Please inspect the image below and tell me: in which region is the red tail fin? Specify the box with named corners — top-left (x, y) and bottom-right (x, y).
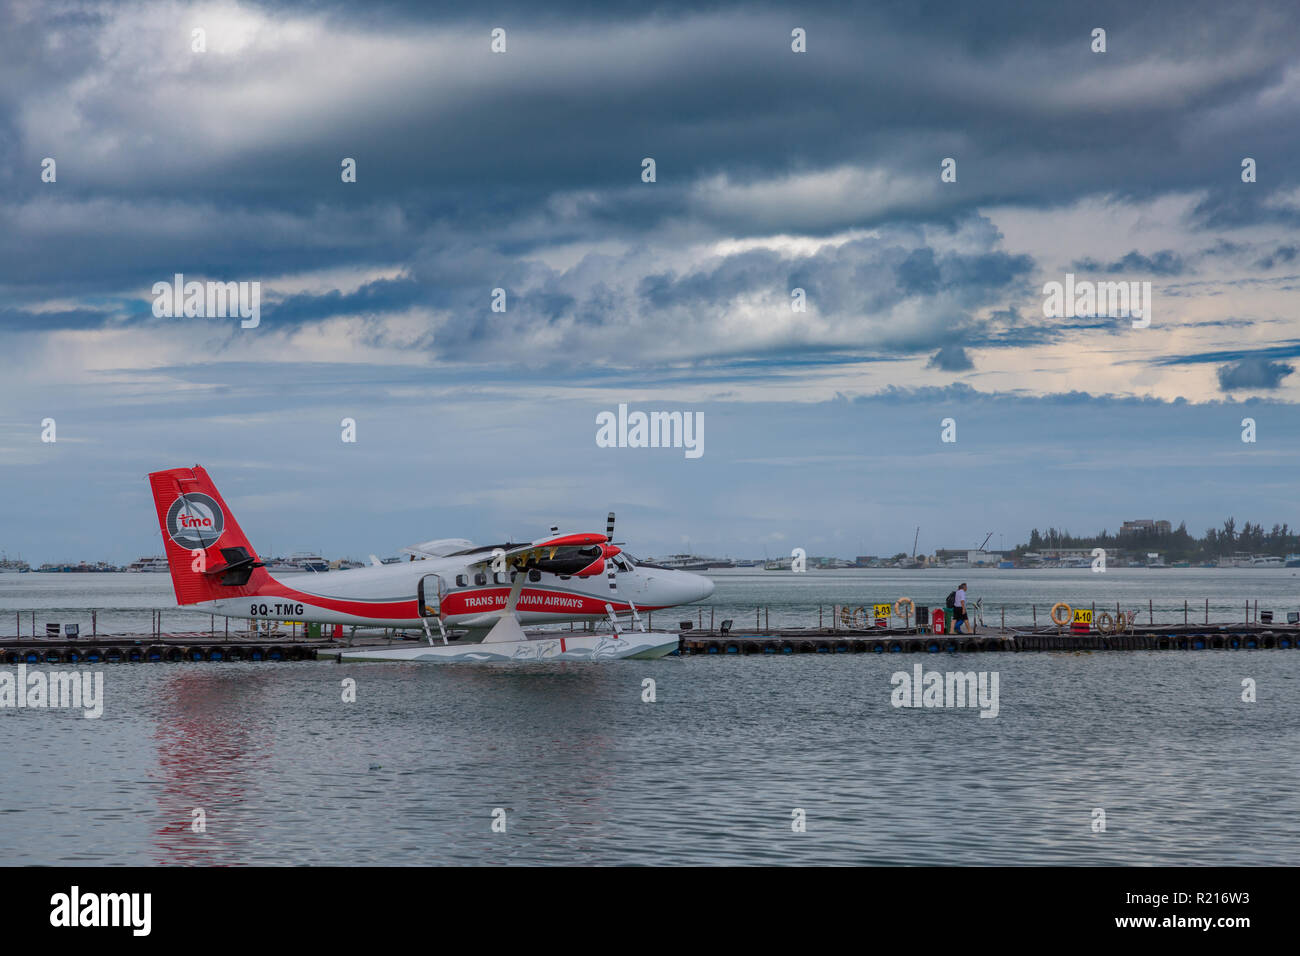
top-left (147, 465), bottom-right (267, 606)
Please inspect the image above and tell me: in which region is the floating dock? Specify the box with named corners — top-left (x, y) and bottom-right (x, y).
top-left (1, 623), bottom-right (1297, 663)
top-left (676, 624), bottom-right (1300, 655)
top-left (0, 633), bottom-right (326, 664)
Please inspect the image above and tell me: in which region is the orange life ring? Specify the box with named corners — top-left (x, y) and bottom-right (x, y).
top-left (1050, 602), bottom-right (1072, 627)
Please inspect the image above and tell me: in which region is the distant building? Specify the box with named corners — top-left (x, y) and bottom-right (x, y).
top-left (933, 548), bottom-right (1004, 567)
top-left (958, 551), bottom-right (1005, 566)
top-left (1039, 548), bottom-right (1102, 561)
top-left (1121, 519), bottom-right (1172, 535)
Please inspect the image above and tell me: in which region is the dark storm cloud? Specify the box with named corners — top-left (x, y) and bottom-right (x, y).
top-left (4, 1), bottom-right (1297, 221)
top-left (269, 277), bottom-right (426, 327)
top-left (1153, 341), bottom-right (1300, 367)
top-left (1217, 358), bottom-right (1295, 390)
top-left (927, 345), bottom-right (974, 372)
top-left (1071, 250), bottom-right (1187, 276)
top-left (0, 305), bottom-right (124, 332)
top-left (0, 0), bottom-right (1297, 377)
top-left (1256, 245), bottom-right (1298, 269)
top-left (355, 229), bottom-right (1038, 363)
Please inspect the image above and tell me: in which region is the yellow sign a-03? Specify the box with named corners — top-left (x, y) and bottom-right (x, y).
top-left (1072, 608), bottom-right (1093, 624)
top-left (873, 603), bottom-right (893, 619)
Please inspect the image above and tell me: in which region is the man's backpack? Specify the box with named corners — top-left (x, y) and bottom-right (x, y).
top-left (945, 590), bottom-right (957, 608)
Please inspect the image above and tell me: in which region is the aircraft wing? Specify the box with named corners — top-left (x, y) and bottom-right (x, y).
top-left (470, 531), bottom-right (616, 577)
top-left (401, 537), bottom-right (475, 559)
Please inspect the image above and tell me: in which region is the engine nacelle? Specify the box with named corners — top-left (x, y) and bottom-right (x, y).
top-left (573, 543), bottom-right (621, 578)
top-left (574, 556), bottom-right (605, 578)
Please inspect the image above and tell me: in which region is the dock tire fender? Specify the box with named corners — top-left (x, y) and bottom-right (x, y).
top-left (1050, 602), bottom-right (1072, 627)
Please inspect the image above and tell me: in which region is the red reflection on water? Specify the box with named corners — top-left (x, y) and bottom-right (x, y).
top-left (150, 670), bottom-right (270, 865)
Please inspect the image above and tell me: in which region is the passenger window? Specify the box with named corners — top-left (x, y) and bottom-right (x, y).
top-left (456, 574), bottom-right (467, 588)
top-left (475, 572), bottom-right (487, 586)
top-left (528, 569), bottom-right (541, 582)
top-left (494, 572), bottom-right (507, 585)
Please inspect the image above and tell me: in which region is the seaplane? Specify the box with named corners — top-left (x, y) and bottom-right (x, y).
top-left (147, 465), bottom-right (713, 662)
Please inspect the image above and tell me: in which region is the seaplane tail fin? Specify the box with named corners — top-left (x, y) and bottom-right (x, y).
top-left (147, 465), bottom-right (268, 606)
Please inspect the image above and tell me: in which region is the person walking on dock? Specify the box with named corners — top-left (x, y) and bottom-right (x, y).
top-left (954, 582), bottom-right (969, 634)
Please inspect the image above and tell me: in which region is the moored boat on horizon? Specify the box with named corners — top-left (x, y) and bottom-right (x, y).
top-left (125, 556), bottom-right (170, 572)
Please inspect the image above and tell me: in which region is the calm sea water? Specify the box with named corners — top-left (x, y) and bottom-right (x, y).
top-left (1, 571), bottom-right (1297, 865)
top-left (4, 566), bottom-right (1300, 634)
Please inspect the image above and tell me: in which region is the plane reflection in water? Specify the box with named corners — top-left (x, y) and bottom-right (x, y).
top-left (149, 671), bottom-right (271, 865)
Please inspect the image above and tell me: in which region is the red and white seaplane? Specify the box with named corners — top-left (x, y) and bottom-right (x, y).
top-left (147, 465), bottom-right (712, 661)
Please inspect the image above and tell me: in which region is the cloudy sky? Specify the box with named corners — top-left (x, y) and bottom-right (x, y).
top-left (1, 0), bottom-right (1298, 563)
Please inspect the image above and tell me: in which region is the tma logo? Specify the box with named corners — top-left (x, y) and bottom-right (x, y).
top-left (165, 493), bottom-right (224, 550)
